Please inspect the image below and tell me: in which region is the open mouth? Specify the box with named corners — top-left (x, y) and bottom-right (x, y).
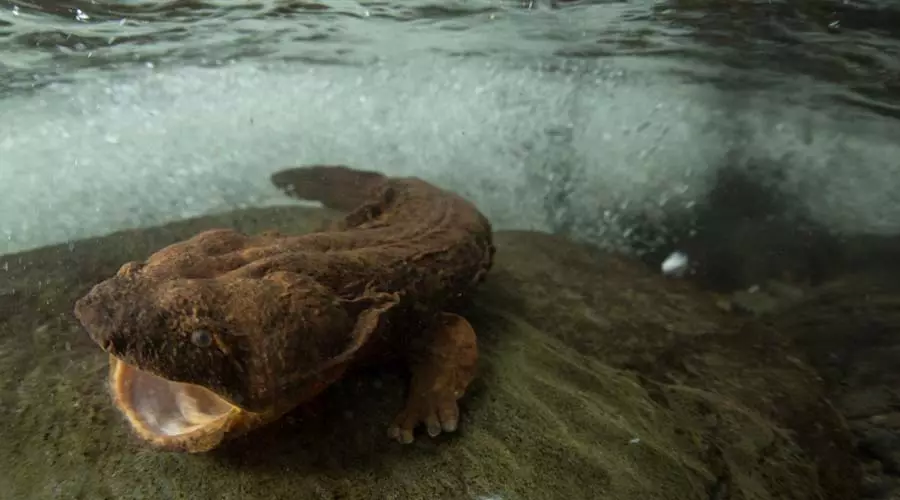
top-left (110, 357), bottom-right (238, 444)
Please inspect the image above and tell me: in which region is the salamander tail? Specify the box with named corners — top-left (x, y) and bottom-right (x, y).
top-left (270, 165), bottom-right (388, 211)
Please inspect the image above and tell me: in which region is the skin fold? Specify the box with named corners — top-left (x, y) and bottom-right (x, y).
top-left (73, 165), bottom-right (495, 453)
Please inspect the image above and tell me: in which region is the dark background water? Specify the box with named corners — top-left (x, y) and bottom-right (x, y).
top-left (0, 0), bottom-right (898, 256)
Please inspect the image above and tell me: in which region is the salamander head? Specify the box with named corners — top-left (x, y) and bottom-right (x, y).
top-left (74, 248), bottom-right (393, 452)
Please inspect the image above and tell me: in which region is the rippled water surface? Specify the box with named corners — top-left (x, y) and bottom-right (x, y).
top-left (1, 0), bottom-right (899, 254)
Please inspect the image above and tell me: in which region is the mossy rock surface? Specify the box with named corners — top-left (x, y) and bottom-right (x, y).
top-left (0, 206), bottom-right (859, 500)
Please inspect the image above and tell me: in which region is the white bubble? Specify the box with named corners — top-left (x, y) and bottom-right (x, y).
top-left (661, 251), bottom-right (689, 277)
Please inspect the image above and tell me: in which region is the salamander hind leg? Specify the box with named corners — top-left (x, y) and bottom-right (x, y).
top-left (387, 312), bottom-right (478, 444)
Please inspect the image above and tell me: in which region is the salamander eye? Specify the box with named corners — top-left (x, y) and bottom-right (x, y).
top-left (191, 329), bottom-right (213, 347)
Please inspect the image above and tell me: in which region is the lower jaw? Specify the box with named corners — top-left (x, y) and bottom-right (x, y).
top-left (108, 356), bottom-right (259, 453)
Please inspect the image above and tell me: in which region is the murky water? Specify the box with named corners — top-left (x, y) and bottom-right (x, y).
top-left (1, 0), bottom-right (898, 256)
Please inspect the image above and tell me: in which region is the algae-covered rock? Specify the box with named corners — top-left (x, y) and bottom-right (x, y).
top-left (0, 206), bottom-right (859, 500)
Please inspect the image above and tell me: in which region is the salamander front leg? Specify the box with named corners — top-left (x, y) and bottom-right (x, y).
top-left (387, 312), bottom-right (478, 444)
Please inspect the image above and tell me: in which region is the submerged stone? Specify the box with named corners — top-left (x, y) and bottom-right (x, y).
top-left (0, 206), bottom-right (859, 499)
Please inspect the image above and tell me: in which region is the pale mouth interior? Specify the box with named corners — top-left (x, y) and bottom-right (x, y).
top-left (112, 359), bottom-right (236, 438)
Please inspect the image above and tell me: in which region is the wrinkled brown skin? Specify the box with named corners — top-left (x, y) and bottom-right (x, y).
top-left (73, 165), bottom-right (495, 452)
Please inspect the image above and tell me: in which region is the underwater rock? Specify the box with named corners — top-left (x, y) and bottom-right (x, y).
top-left (760, 273), bottom-right (900, 500)
top-left (0, 206), bottom-right (859, 499)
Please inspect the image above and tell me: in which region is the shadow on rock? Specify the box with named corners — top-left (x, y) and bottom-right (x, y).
top-left (758, 271), bottom-right (900, 500)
